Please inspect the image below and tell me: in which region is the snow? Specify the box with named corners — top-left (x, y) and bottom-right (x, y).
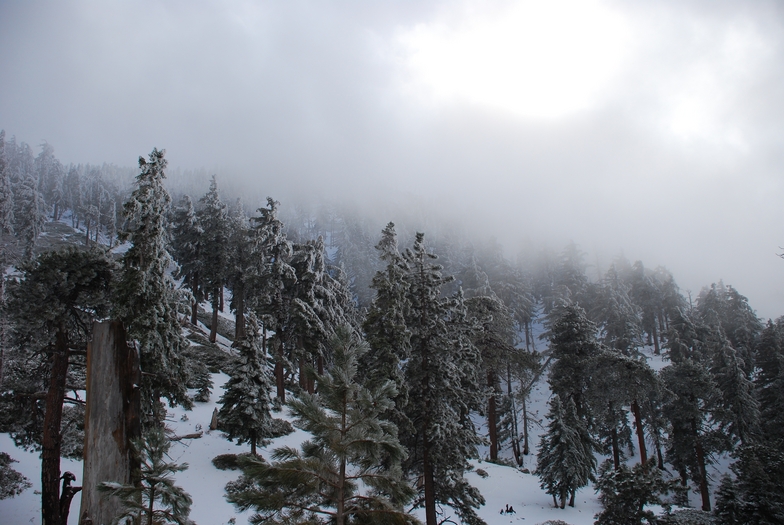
top-left (0, 332), bottom-right (722, 525)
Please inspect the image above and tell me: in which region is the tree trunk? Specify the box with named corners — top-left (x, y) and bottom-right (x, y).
top-left (209, 297), bottom-right (219, 343)
top-left (190, 273), bottom-right (200, 326)
top-left (234, 285), bottom-right (245, 342)
top-left (42, 327), bottom-right (68, 525)
top-left (692, 419), bottom-right (711, 511)
top-left (219, 286), bottom-right (224, 312)
top-left (488, 370), bottom-right (498, 461)
top-left (631, 400), bottom-right (647, 464)
top-left (569, 489), bottom-right (576, 507)
top-left (524, 320), bottom-right (530, 350)
top-left (611, 426), bottom-right (620, 471)
top-left (250, 430), bottom-right (256, 456)
top-left (652, 321), bottom-right (660, 355)
top-left (423, 443), bottom-right (437, 525)
top-left (275, 341), bottom-right (285, 402)
top-left (523, 398), bottom-right (530, 455)
top-left (80, 321), bottom-right (141, 525)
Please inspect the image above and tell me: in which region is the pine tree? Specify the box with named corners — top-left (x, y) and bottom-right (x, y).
top-left (170, 194), bottom-right (203, 325)
top-left (116, 148), bottom-right (190, 424)
top-left (361, 222), bottom-right (414, 452)
top-left (710, 335), bottom-right (759, 446)
top-left (249, 197), bottom-right (295, 402)
top-left (754, 319), bottom-right (784, 444)
top-left (197, 175), bottom-right (230, 343)
top-left (0, 452), bottom-right (31, 500)
top-left (536, 395), bottom-right (595, 509)
top-left (218, 315), bottom-right (274, 455)
top-left (401, 233), bottom-right (485, 525)
top-left (14, 171), bottom-right (45, 259)
top-left (6, 247), bottom-right (114, 525)
top-left (227, 328), bottom-right (416, 525)
top-left (593, 459), bottom-right (678, 525)
top-left (0, 130), bottom-right (14, 237)
top-left (714, 443), bottom-right (784, 525)
top-left (99, 426), bottom-right (194, 525)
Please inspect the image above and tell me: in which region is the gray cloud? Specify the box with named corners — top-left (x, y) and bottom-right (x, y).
top-left (1, 0), bottom-right (783, 317)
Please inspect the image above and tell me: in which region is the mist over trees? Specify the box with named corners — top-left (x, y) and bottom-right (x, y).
top-left (1, 131), bottom-right (783, 524)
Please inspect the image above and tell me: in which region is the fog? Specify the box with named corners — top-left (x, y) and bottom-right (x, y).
top-left (2, 0), bottom-right (783, 318)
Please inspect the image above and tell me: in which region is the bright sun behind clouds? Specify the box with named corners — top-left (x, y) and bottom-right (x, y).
top-left (397, 0), bottom-right (632, 119)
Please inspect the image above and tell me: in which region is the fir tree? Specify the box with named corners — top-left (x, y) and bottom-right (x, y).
top-left (99, 426), bottom-right (194, 525)
top-left (116, 148), bottom-right (190, 424)
top-left (593, 459), bottom-right (678, 525)
top-left (170, 194), bottom-right (203, 325)
top-left (218, 315), bottom-right (274, 455)
top-left (197, 175), bottom-right (230, 343)
top-left (536, 395), bottom-right (596, 509)
top-left (401, 233), bottom-right (485, 525)
top-left (227, 328), bottom-right (417, 525)
top-left (714, 443), bottom-right (784, 525)
top-left (361, 222), bottom-right (413, 445)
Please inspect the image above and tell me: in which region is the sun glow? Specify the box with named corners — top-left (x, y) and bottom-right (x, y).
top-left (398, 0), bottom-right (631, 119)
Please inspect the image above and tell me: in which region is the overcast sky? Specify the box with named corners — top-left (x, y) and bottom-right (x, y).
top-left (2, 0), bottom-right (783, 318)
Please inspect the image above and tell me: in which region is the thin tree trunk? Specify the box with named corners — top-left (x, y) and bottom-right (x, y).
top-left (523, 397), bottom-right (530, 455)
top-left (569, 489), bottom-right (576, 507)
top-left (652, 321), bottom-right (660, 355)
top-left (209, 298), bottom-right (219, 343)
top-left (250, 430), bottom-right (256, 456)
top-left (632, 400), bottom-right (647, 464)
top-left (190, 273), bottom-right (199, 326)
top-left (488, 370), bottom-right (498, 461)
top-left (524, 320), bottom-right (531, 350)
top-left (612, 426), bottom-right (620, 470)
top-left (692, 419), bottom-right (711, 511)
top-left (423, 442), bottom-right (437, 525)
top-left (275, 341), bottom-right (285, 402)
top-left (234, 285), bottom-right (245, 342)
top-left (219, 286), bottom-right (224, 312)
top-left (42, 327), bottom-right (69, 525)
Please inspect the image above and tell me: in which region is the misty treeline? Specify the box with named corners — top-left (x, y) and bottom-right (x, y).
top-left (0, 136), bottom-right (781, 525)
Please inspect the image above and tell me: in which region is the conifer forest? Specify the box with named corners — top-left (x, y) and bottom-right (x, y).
top-left (0, 132), bottom-right (782, 525)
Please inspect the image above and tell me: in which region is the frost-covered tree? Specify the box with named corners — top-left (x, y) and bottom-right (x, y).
top-left (714, 443), bottom-right (784, 525)
top-left (361, 222), bottom-right (413, 439)
top-left (249, 197), bottom-right (295, 401)
top-left (0, 452), bottom-right (31, 500)
top-left (218, 315), bottom-right (274, 455)
top-left (402, 233), bottom-right (485, 525)
top-left (197, 175), bottom-right (230, 343)
top-left (99, 427), bottom-right (194, 525)
top-left (536, 395), bottom-right (595, 509)
top-left (593, 459), bottom-right (678, 525)
top-left (227, 328), bottom-right (416, 525)
top-left (14, 171), bottom-right (45, 259)
top-left (116, 148), bottom-right (190, 424)
top-left (170, 194), bottom-right (203, 325)
top-left (0, 131), bottom-right (14, 237)
top-left (5, 247), bottom-right (113, 525)
top-left (710, 335), bottom-right (759, 446)
top-left (755, 319), bottom-right (784, 443)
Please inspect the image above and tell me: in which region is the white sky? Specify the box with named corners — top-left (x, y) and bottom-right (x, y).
top-left (1, 0), bottom-right (783, 318)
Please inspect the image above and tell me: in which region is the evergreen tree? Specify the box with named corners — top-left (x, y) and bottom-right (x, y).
top-left (99, 426), bottom-right (194, 525)
top-left (116, 148), bottom-right (190, 424)
top-left (170, 194), bottom-right (203, 325)
top-left (227, 328), bottom-right (416, 525)
top-left (710, 335), bottom-right (759, 446)
top-left (536, 395), bottom-right (596, 509)
top-left (218, 315), bottom-right (274, 455)
top-left (361, 222), bottom-right (413, 442)
top-left (401, 233), bottom-right (485, 525)
top-left (197, 175), bottom-right (230, 343)
top-left (0, 452), bottom-right (31, 499)
top-left (0, 130), bottom-right (14, 237)
top-left (593, 459), bottom-right (678, 525)
top-left (14, 171), bottom-right (45, 259)
top-left (249, 197), bottom-right (296, 402)
top-left (754, 319), bottom-right (784, 444)
top-left (714, 443), bottom-right (784, 525)
top-left (5, 247), bottom-right (114, 525)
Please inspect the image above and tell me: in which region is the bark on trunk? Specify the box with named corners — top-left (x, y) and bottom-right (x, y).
top-left (423, 444), bottom-right (437, 525)
top-left (80, 321), bottom-right (141, 525)
top-left (652, 321), bottom-right (660, 355)
top-left (523, 398), bottom-right (530, 455)
top-left (488, 370), bottom-right (498, 461)
top-left (190, 273), bottom-right (200, 326)
top-left (693, 419), bottom-right (711, 511)
top-left (275, 342), bottom-right (285, 402)
top-left (234, 285), bottom-right (245, 342)
top-left (631, 400), bottom-right (647, 464)
top-left (209, 299), bottom-right (219, 343)
top-left (42, 327), bottom-right (69, 525)
top-left (611, 426), bottom-right (620, 471)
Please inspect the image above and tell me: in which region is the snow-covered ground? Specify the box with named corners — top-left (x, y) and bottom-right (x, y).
top-left (0, 329), bottom-right (727, 525)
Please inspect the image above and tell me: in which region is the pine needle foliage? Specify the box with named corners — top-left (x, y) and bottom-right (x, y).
top-left (99, 427), bottom-right (194, 525)
top-left (227, 328), bottom-right (418, 525)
